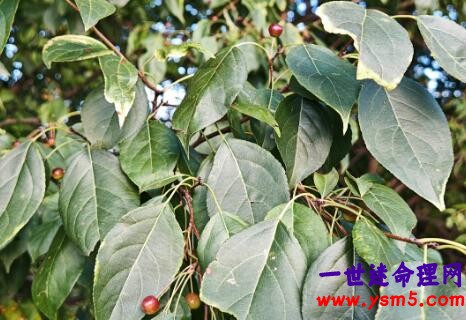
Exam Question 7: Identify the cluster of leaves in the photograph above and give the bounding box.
[0,0,466,319]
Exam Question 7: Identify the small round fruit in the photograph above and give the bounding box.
[141,295,160,315]
[51,167,65,181]
[268,23,283,37]
[47,137,55,147]
[185,292,201,310]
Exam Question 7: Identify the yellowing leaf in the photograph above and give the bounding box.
[316,1,413,90]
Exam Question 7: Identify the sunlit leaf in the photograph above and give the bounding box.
[42,35,112,68]
[417,15,466,83]
[75,0,116,31]
[358,78,453,210]
[316,1,413,89]
[165,0,185,23]
[99,54,139,126]
[0,0,20,55]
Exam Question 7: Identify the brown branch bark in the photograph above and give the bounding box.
[180,187,200,240]
[0,117,40,128]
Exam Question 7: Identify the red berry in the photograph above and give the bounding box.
[141,295,160,315]
[51,167,65,181]
[268,23,283,37]
[185,292,201,310]
[47,137,55,148]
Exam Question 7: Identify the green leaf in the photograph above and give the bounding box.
[27,219,61,262]
[314,168,339,198]
[353,218,404,269]
[280,23,303,50]
[209,0,229,9]
[138,34,167,85]
[375,262,466,320]
[206,139,289,224]
[287,44,360,132]
[38,99,68,124]
[356,179,416,252]
[120,120,180,192]
[237,37,261,72]
[59,147,139,254]
[193,155,214,233]
[93,201,184,320]
[275,95,333,187]
[417,15,466,83]
[0,236,27,273]
[0,0,20,55]
[232,101,280,136]
[178,146,203,176]
[0,142,45,249]
[200,219,307,320]
[82,82,149,149]
[155,43,205,61]
[237,83,283,150]
[31,231,86,320]
[109,0,130,6]
[265,202,330,263]
[302,238,377,320]
[354,219,440,270]
[99,54,139,126]
[75,0,116,31]
[316,1,413,90]
[42,35,112,68]
[165,0,185,23]
[0,255,30,297]
[172,46,248,150]
[358,78,453,210]
[198,212,249,270]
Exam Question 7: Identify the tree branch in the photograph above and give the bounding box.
[64,0,162,95]
[384,232,438,248]
[180,187,200,240]
[0,117,40,128]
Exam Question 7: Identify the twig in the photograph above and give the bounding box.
[64,0,162,96]
[180,187,200,239]
[384,232,438,248]
[268,44,284,88]
[0,117,40,128]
